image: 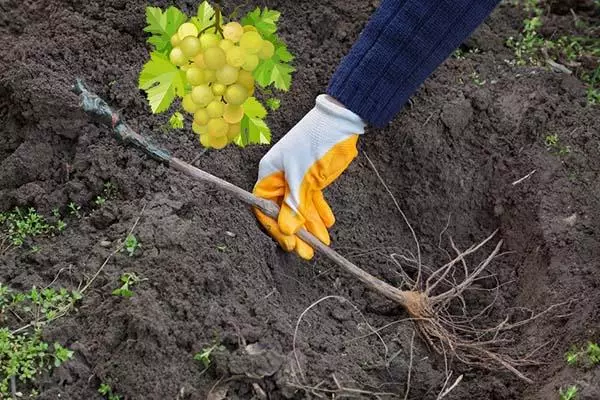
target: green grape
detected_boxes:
[226,46,246,68]
[212,83,227,96]
[204,69,217,83]
[206,100,225,118]
[200,33,220,49]
[194,108,210,126]
[223,22,244,42]
[193,53,205,69]
[182,94,199,114]
[169,47,187,66]
[181,36,202,58]
[192,122,208,136]
[219,39,235,52]
[224,84,248,106]
[204,47,226,70]
[258,40,275,60]
[237,70,255,91]
[170,33,181,47]
[191,85,214,107]
[199,133,211,148]
[223,104,244,124]
[186,67,205,86]
[207,118,229,137]
[243,25,257,32]
[209,135,228,149]
[239,31,263,54]
[178,23,199,39]
[242,54,259,72]
[227,122,241,140]
[216,64,239,85]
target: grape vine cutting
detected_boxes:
[139,1,294,149]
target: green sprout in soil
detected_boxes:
[0,284,78,398]
[564,341,600,368]
[545,134,571,156]
[122,234,141,257]
[559,385,579,400]
[0,207,67,253]
[112,272,145,298]
[99,383,122,400]
[507,0,600,104]
[68,202,82,218]
[587,341,600,365]
[194,343,224,369]
[95,181,118,207]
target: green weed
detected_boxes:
[194,343,224,369]
[112,272,145,298]
[564,341,600,368]
[559,385,578,400]
[545,134,571,156]
[122,234,140,257]
[0,208,56,249]
[507,0,600,104]
[0,284,78,398]
[99,383,122,400]
[68,202,81,218]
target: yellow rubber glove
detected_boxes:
[253,95,366,259]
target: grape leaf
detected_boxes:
[254,59,295,91]
[191,1,215,32]
[168,112,184,129]
[236,98,271,146]
[241,7,280,37]
[139,52,186,113]
[266,98,281,111]
[275,42,294,62]
[144,6,187,54]
[243,97,267,119]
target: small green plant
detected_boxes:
[103,182,118,198]
[95,181,118,207]
[0,207,57,250]
[586,341,600,365]
[564,341,600,368]
[68,202,82,218]
[559,385,578,400]
[194,343,224,369]
[470,71,486,86]
[0,284,80,397]
[507,1,600,104]
[99,383,122,400]
[545,134,571,156]
[122,234,141,257]
[565,346,579,366]
[112,272,145,298]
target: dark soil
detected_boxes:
[1,0,599,399]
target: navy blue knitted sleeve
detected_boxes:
[327,0,501,127]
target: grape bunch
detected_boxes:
[169,21,274,149]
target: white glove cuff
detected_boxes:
[315,94,366,135]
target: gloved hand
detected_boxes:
[253,94,366,260]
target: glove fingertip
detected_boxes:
[295,239,315,260]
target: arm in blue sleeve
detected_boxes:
[327,0,501,127]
